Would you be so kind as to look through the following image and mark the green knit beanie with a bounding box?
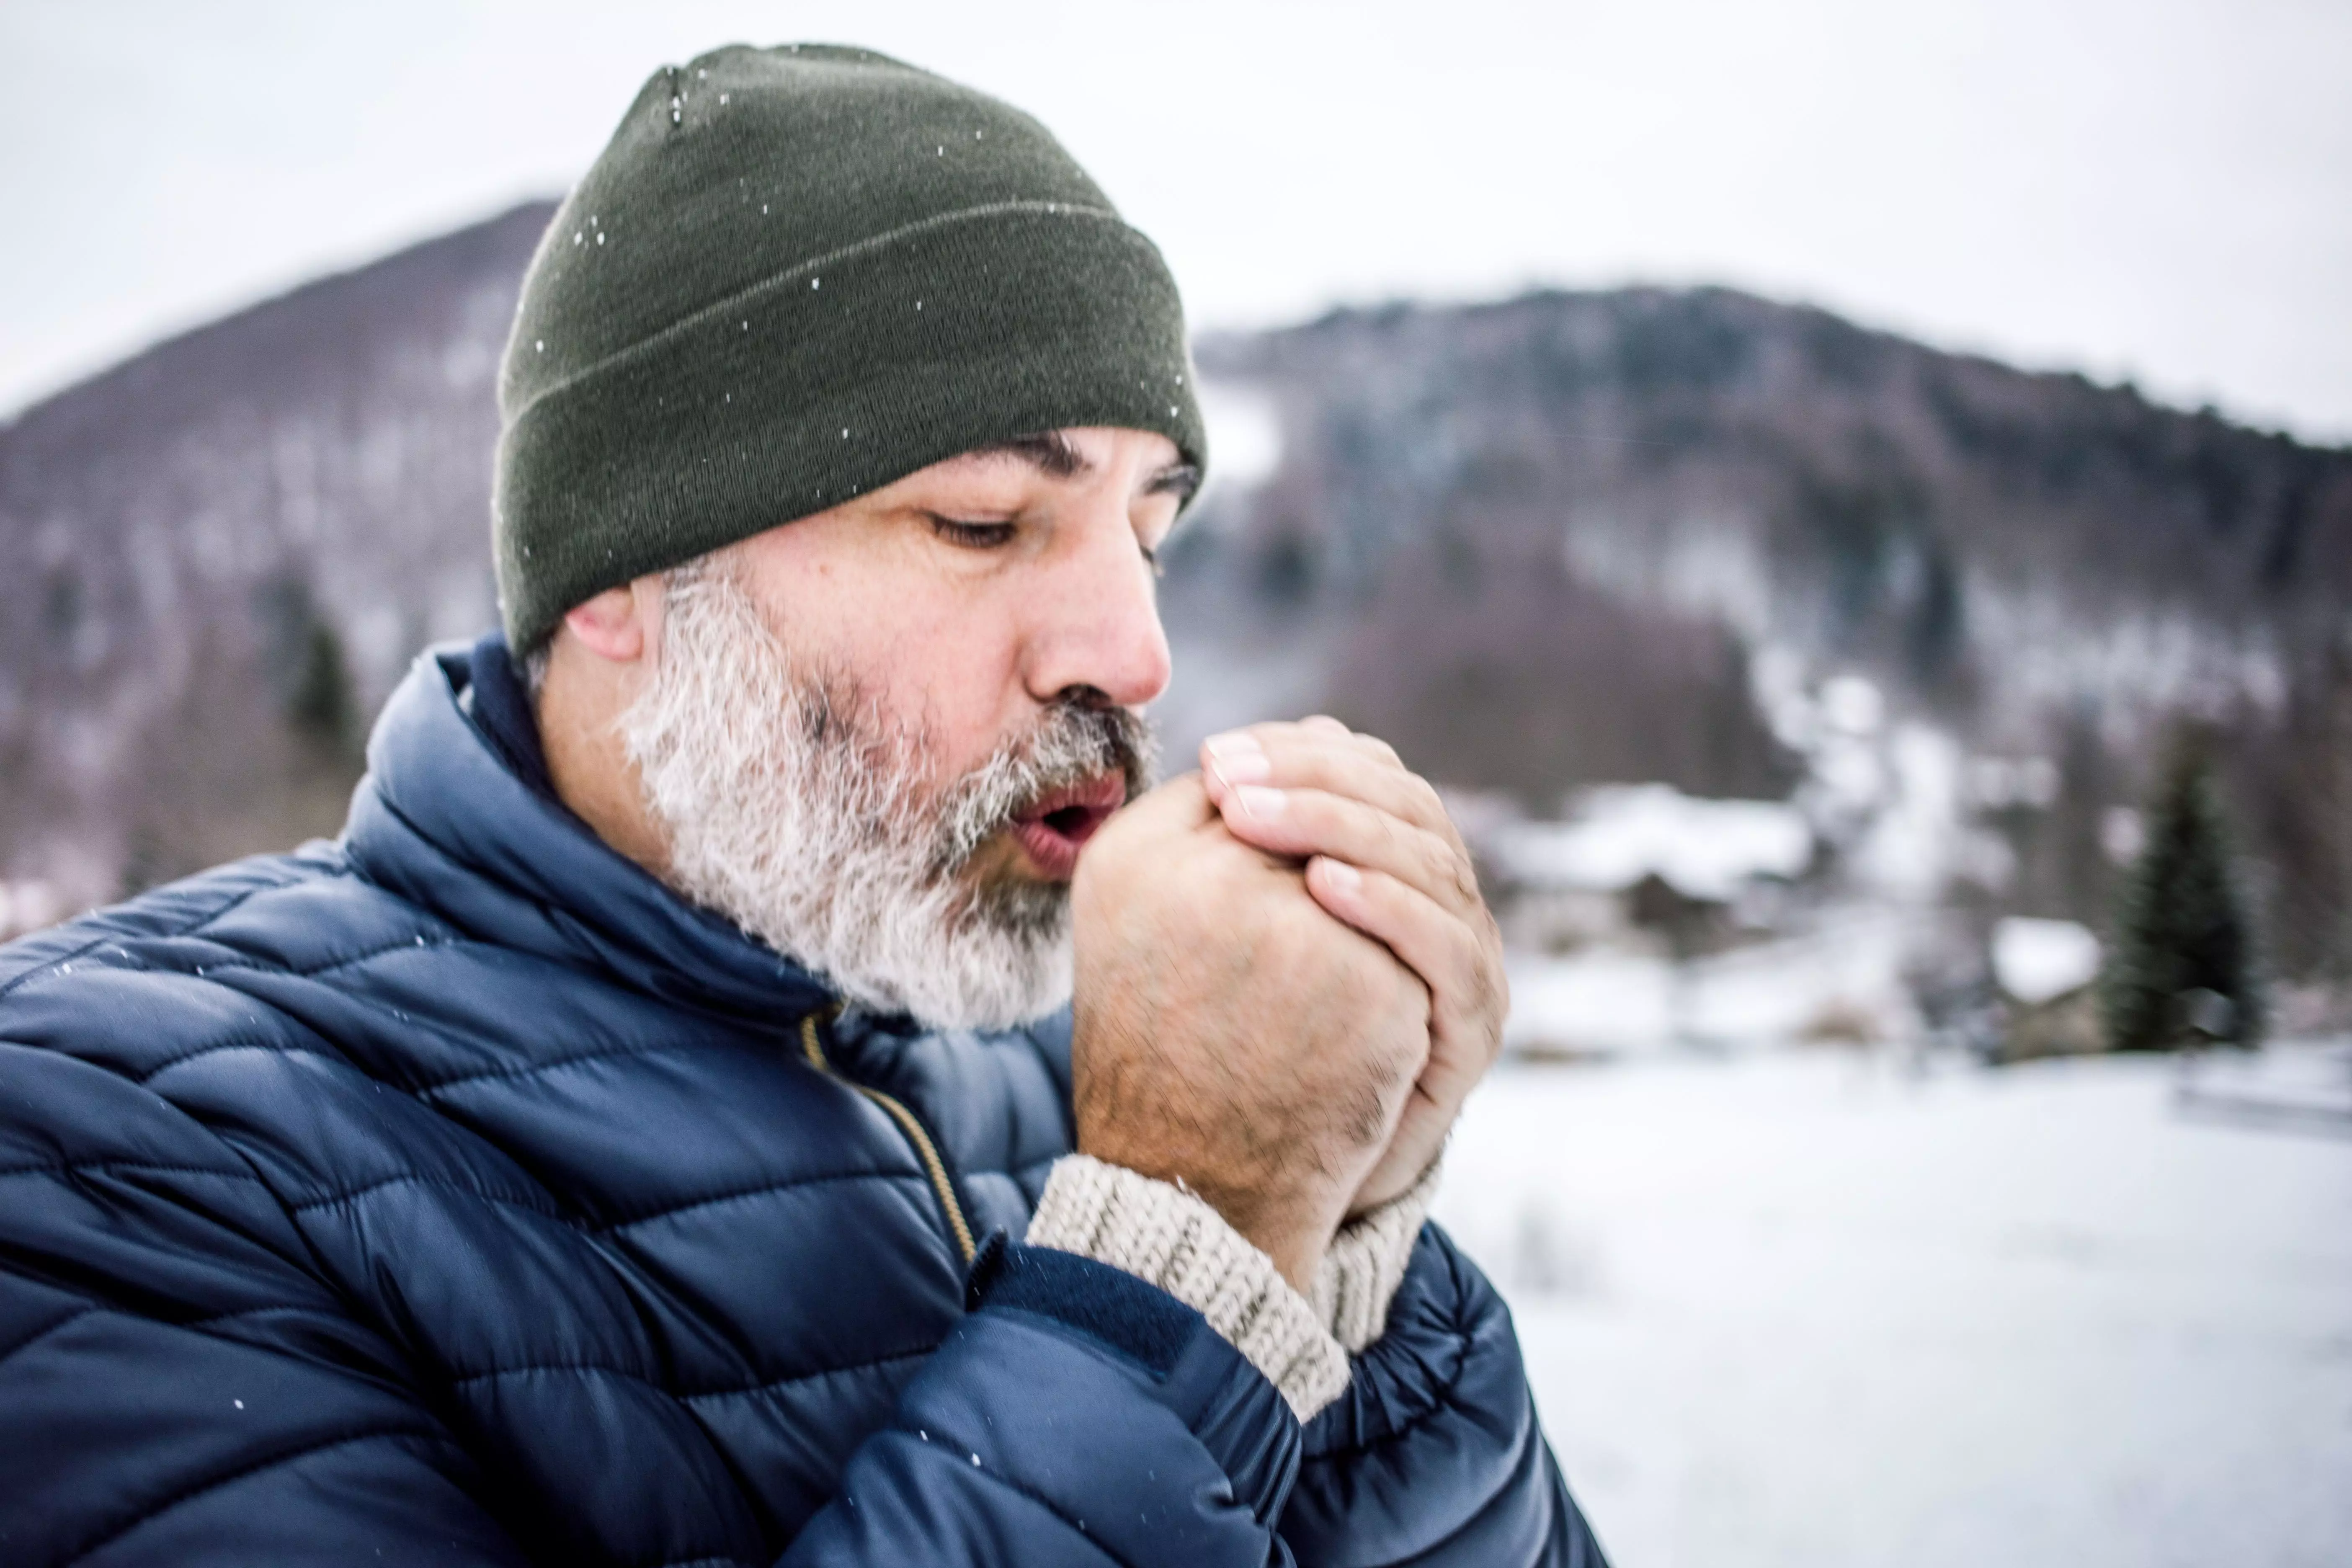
[493,43,1206,652]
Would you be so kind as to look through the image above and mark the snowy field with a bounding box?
[1433,1047,2352,1567]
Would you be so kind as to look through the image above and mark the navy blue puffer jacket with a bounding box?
[0,643,1605,1566]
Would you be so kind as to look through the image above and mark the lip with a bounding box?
[1007,773,1128,880]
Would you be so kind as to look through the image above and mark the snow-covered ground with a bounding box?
[1433,1047,2352,1567]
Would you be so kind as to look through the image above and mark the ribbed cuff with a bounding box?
[1025,1155,1351,1420]
[1313,1160,1443,1353]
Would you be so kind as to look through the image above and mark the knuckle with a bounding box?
[1240,723,1286,758]
[1400,826,1464,906]
[1406,775,1450,832]
[1295,787,1342,836]
[1415,830,1456,892]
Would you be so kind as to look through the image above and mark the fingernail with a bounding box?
[1208,747,1270,784]
[1234,785,1287,820]
[1205,730,1264,760]
[1320,858,1360,893]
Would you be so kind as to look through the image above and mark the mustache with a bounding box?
[931,701,1158,876]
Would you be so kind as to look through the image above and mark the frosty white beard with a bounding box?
[620,556,1155,1030]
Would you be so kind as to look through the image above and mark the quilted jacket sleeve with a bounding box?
[784,1225,1610,1568]
[1278,1226,1610,1567]
[0,1039,534,1567]
[781,1236,1304,1565]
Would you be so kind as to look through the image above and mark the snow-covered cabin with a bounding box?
[1991,916,2105,1060]
[1479,785,1814,952]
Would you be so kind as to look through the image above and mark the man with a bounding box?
[0,44,1605,1565]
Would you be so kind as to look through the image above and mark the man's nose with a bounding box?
[1022,511,1173,711]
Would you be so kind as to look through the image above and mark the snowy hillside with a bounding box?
[1439,1048,2352,1567]
[1163,289,2352,983]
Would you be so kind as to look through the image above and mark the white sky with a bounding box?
[4,0,2348,438]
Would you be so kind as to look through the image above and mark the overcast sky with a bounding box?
[4,0,2347,438]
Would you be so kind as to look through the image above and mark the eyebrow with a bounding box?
[969,431,1090,478]
[967,432,1201,505]
[1149,462,1202,504]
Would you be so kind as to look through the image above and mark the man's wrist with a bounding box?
[1025,1153,1351,1421]
[1065,1136,1331,1292]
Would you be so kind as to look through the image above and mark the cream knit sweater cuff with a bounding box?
[1313,1158,1443,1353]
[1024,1154,1442,1420]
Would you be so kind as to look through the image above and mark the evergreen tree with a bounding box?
[2100,735,2266,1050]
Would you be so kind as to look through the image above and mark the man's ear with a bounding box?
[561,576,663,664]
[536,572,673,874]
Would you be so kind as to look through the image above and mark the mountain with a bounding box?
[1173,291,2351,742]
[0,202,552,905]
[3,209,2347,976]
[1159,292,2352,975]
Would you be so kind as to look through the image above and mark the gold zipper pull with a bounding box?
[797,1008,975,1264]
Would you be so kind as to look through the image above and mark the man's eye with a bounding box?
[928,516,1016,549]
[1139,542,1165,578]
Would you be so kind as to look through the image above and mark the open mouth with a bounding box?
[1007,773,1128,878]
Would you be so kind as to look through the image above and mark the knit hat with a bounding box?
[493,43,1206,652]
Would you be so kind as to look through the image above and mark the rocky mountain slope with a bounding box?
[3,206,2346,973]
[0,203,551,902]
[1164,291,2352,973]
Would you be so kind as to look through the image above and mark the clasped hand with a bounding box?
[1069,717,1506,1291]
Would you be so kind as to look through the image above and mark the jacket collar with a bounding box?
[340,642,835,1029]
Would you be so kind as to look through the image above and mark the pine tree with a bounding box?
[2100,735,2266,1050]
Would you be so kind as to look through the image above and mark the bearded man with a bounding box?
[0,44,1605,1567]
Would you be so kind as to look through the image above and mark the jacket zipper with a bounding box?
[799,1011,977,1264]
